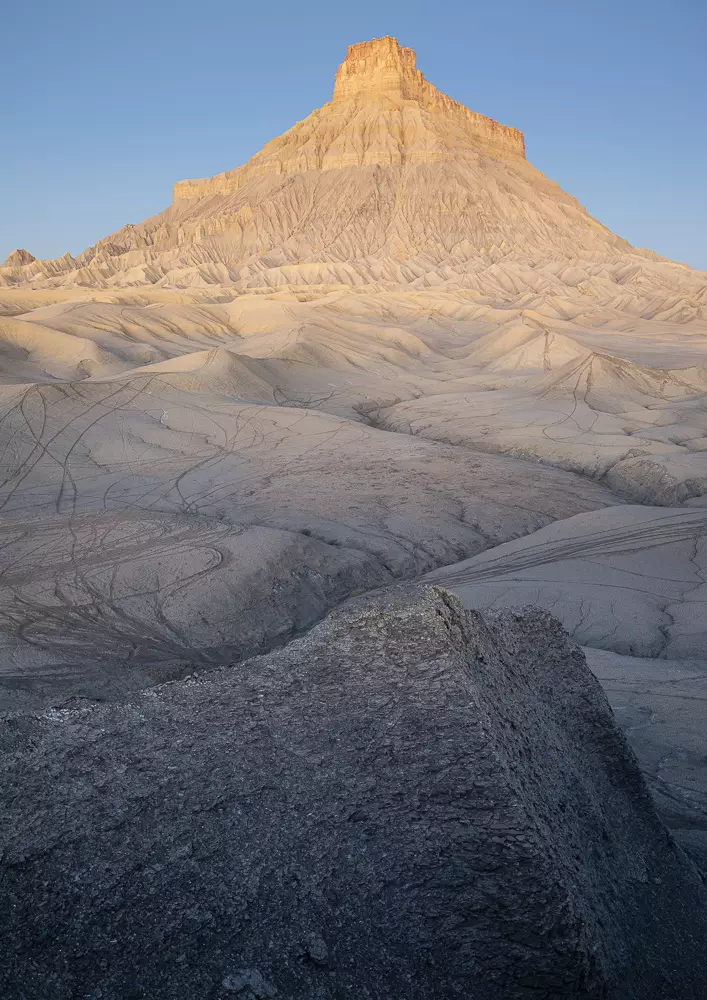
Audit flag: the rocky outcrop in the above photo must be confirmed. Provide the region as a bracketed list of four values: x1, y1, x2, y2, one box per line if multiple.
[1, 588, 705, 999]
[4, 37, 704, 308]
[332, 37, 525, 157]
[333, 36, 446, 101]
[172, 37, 525, 203]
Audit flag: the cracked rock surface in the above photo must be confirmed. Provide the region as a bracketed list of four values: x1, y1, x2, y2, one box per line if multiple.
[1, 588, 706, 1000]
[426, 505, 707, 865]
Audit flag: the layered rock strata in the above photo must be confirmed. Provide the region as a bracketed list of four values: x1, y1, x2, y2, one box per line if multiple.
[173, 37, 525, 202]
[6, 36, 693, 296]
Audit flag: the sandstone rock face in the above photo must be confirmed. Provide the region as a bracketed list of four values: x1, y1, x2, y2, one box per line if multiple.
[332, 37, 525, 156]
[333, 36, 442, 101]
[1, 588, 705, 999]
[171, 37, 524, 202]
[7, 34, 705, 313]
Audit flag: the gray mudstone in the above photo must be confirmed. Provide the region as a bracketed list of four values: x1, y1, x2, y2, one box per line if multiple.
[1, 587, 706, 999]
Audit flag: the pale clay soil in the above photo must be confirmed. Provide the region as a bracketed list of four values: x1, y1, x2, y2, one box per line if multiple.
[1, 35, 706, 908]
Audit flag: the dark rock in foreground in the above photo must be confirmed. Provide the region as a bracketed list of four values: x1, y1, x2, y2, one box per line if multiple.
[1, 588, 705, 999]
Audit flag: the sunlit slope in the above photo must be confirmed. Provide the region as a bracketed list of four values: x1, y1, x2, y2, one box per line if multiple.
[2, 38, 704, 327]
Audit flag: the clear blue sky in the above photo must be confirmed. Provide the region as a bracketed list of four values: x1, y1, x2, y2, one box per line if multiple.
[2, 0, 705, 269]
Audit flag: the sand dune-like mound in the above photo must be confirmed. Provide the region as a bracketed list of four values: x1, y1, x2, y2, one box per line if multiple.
[0, 372, 616, 715]
[465, 317, 590, 371]
[101, 348, 278, 401]
[372, 341, 707, 501]
[0, 315, 131, 382]
[539, 351, 707, 401]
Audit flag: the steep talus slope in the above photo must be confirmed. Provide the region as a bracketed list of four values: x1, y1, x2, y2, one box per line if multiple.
[3, 157, 700, 303]
[2, 589, 706, 999]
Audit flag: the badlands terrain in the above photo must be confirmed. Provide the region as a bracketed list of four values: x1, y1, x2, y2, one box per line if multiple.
[1, 32, 707, 962]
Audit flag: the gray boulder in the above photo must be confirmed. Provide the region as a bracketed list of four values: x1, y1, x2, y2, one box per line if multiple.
[1, 587, 705, 999]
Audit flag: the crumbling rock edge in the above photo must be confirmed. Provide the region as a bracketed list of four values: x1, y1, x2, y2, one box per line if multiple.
[1, 587, 706, 999]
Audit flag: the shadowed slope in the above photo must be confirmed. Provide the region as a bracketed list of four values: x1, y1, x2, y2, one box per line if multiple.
[2, 590, 706, 999]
